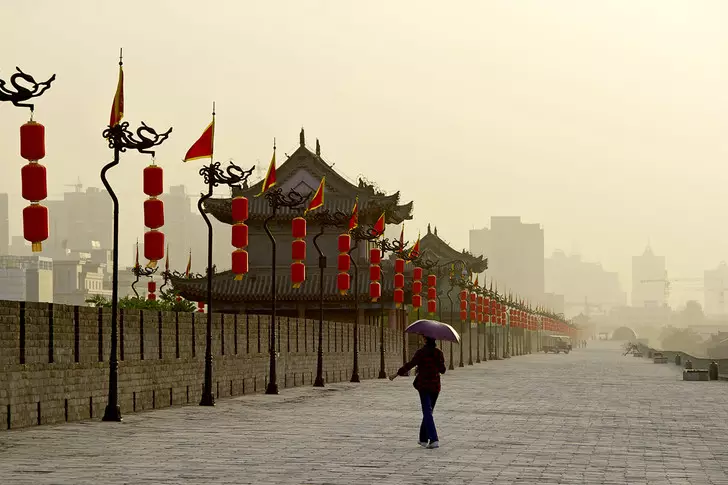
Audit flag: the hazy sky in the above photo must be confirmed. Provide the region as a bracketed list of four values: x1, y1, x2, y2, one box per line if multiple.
[2, 1, 728, 306]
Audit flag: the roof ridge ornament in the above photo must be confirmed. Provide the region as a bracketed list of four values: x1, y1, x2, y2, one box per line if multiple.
[300, 127, 305, 147]
[315, 138, 321, 157]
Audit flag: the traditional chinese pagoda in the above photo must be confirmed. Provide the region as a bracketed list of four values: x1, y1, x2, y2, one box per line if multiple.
[171, 129, 414, 319]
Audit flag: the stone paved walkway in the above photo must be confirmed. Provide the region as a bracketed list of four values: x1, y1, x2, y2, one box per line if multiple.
[2, 341, 728, 484]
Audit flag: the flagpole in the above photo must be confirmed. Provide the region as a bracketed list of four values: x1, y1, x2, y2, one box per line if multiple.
[199, 102, 216, 406]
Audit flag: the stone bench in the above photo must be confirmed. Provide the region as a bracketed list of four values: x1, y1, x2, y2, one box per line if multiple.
[683, 369, 710, 381]
[653, 353, 668, 364]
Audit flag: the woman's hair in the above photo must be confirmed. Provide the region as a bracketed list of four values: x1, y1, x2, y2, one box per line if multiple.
[424, 337, 436, 347]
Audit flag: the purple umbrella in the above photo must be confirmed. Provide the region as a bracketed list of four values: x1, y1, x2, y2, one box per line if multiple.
[405, 319, 460, 343]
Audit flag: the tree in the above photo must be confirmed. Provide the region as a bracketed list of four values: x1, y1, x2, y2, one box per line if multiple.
[659, 325, 705, 355]
[85, 288, 196, 312]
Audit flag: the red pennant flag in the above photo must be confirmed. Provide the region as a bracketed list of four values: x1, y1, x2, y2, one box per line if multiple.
[399, 225, 404, 249]
[348, 198, 359, 232]
[408, 232, 421, 259]
[134, 241, 140, 269]
[184, 119, 215, 162]
[372, 212, 385, 237]
[185, 250, 191, 277]
[110, 62, 124, 127]
[164, 244, 169, 272]
[258, 146, 277, 196]
[305, 177, 325, 214]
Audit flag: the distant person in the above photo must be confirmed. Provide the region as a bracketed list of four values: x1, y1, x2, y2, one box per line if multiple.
[394, 336, 446, 449]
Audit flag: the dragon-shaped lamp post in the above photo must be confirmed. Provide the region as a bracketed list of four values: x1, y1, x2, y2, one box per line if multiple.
[100, 112, 172, 421]
[347, 237, 361, 383]
[446, 279, 455, 370]
[263, 187, 307, 395]
[131, 259, 157, 298]
[376, 236, 409, 379]
[197, 161, 254, 406]
[0, 67, 55, 111]
[310, 210, 349, 388]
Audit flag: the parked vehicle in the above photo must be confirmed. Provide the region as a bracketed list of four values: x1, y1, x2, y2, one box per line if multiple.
[542, 335, 571, 354]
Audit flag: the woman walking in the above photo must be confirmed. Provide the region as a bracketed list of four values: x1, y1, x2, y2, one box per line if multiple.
[394, 336, 446, 449]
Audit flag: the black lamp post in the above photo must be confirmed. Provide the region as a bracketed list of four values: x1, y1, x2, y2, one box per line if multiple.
[0, 67, 55, 110]
[348, 238, 361, 383]
[310, 210, 348, 388]
[446, 283, 455, 371]
[263, 187, 307, 395]
[196, 160, 254, 406]
[130, 256, 157, 298]
[377, 236, 410, 378]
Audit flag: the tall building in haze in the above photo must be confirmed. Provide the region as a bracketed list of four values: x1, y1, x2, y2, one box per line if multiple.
[704, 262, 728, 316]
[46, 184, 112, 254]
[631, 244, 666, 307]
[469, 216, 544, 304]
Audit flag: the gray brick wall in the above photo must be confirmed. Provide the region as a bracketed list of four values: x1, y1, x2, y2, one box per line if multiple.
[0, 300, 405, 430]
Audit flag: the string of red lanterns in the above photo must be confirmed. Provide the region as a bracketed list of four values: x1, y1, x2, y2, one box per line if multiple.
[20, 119, 48, 252]
[147, 281, 157, 301]
[337, 233, 351, 295]
[369, 247, 381, 302]
[459, 289, 467, 322]
[231, 196, 249, 280]
[412, 266, 423, 310]
[393, 257, 405, 308]
[291, 217, 306, 288]
[143, 163, 165, 267]
[426, 273, 436, 315]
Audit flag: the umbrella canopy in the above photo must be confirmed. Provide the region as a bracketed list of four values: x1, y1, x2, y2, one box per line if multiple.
[405, 319, 461, 343]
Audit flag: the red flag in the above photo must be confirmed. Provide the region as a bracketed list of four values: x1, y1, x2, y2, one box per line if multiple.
[305, 177, 325, 214]
[164, 244, 169, 272]
[408, 232, 421, 259]
[399, 225, 404, 249]
[185, 250, 191, 277]
[110, 62, 124, 127]
[184, 119, 215, 162]
[372, 212, 385, 237]
[474, 275, 479, 287]
[134, 241, 140, 269]
[348, 198, 358, 232]
[258, 146, 277, 196]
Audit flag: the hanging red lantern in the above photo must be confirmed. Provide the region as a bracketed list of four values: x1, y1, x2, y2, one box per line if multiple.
[337, 272, 350, 295]
[231, 195, 250, 281]
[427, 287, 437, 300]
[460, 310, 467, 321]
[394, 273, 405, 288]
[147, 281, 156, 301]
[20, 121, 45, 162]
[427, 299, 436, 314]
[427, 274, 436, 287]
[21, 162, 47, 201]
[291, 261, 306, 288]
[460, 300, 467, 311]
[369, 248, 381, 264]
[413, 267, 423, 281]
[412, 294, 422, 308]
[395, 258, 405, 274]
[393, 257, 405, 309]
[22, 204, 48, 252]
[425, 272, 436, 315]
[232, 249, 249, 276]
[412, 280, 422, 295]
[144, 230, 165, 263]
[197, 301, 205, 313]
[338, 234, 351, 253]
[394, 288, 404, 305]
[143, 165, 164, 197]
[291, 217, 307, 287]
[337, 254, 351, 272]
[232, 196, 249, 222]
[148, 293, 157, 301]
[369, 265, 381, 281]
[369, 281, 381, 301]
[143, 198, 165, 229]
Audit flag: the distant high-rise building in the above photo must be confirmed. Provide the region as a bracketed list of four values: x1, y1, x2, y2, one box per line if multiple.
[0, 194, 8, 256]
[470, 216, 544, 304]
[545, 250, 626, 317]
[704, 262, 728, 316]
[46, 185, 112, 255]
[631, 244, 666, 307]
[0, 255, 53, 302]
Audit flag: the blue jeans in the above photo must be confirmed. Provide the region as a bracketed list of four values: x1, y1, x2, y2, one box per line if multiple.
[418, 390, 439, 442]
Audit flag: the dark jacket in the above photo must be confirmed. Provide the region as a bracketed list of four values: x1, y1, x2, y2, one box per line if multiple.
[397, 345, 446, 393]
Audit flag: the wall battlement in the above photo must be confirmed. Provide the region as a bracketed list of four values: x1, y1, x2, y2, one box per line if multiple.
[0, 300, 406, 430]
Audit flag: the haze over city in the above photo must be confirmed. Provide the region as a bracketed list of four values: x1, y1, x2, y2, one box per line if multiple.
[2, 1, 728, 307]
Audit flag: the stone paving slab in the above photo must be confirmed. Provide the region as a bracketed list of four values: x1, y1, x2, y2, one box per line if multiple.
[2, 341, 728, 484]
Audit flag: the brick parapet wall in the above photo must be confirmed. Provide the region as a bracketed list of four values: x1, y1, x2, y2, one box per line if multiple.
[0, 301, 404, 430]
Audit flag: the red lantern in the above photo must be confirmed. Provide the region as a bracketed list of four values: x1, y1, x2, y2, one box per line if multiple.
[470, 311, 477, 321]
[198, 301, 205, 313]
[427, 287, 437, 300]
[369, 265, 381, 281]
[337, 272, 350, 295]
[23, 204, 48, 252]
[232, 196, 249, 222]
[469, 292, 476, 303]
[427, 299, 436, 314]
[412, 281, 422, 294]
[460, 300, 467, 311]
[232, 249, 249, 276]
[394, 288, 404, 305]
[291, 261, 306, 288]
[338, 234, 351, 253]
[21, 163, 47, 202]
[292, 217, 307, 238]
[460, 290, 467, 300]
[144, 230, 165, 263]
[412, 294, 422, 308]
[231, 223, 249, 248]
[369, 248, 381, 264]
[148, 281, 156, 293]
[20, 121, 45, 161]
[413, 267, 423, 281]
[395, 258, 405, 273]
[143, 165, 163, 197]
[148, 293, 157, 301]
[292, 239, 306, 261]
[460, 310, 467, 321]
[337, 254, 350, 272]
[143, 198, 165, 229]
[427, 274, 436, 287]
[393, 257, 405, 308]
[394, 273, 405, 288]
[370, 281, 381, 301]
